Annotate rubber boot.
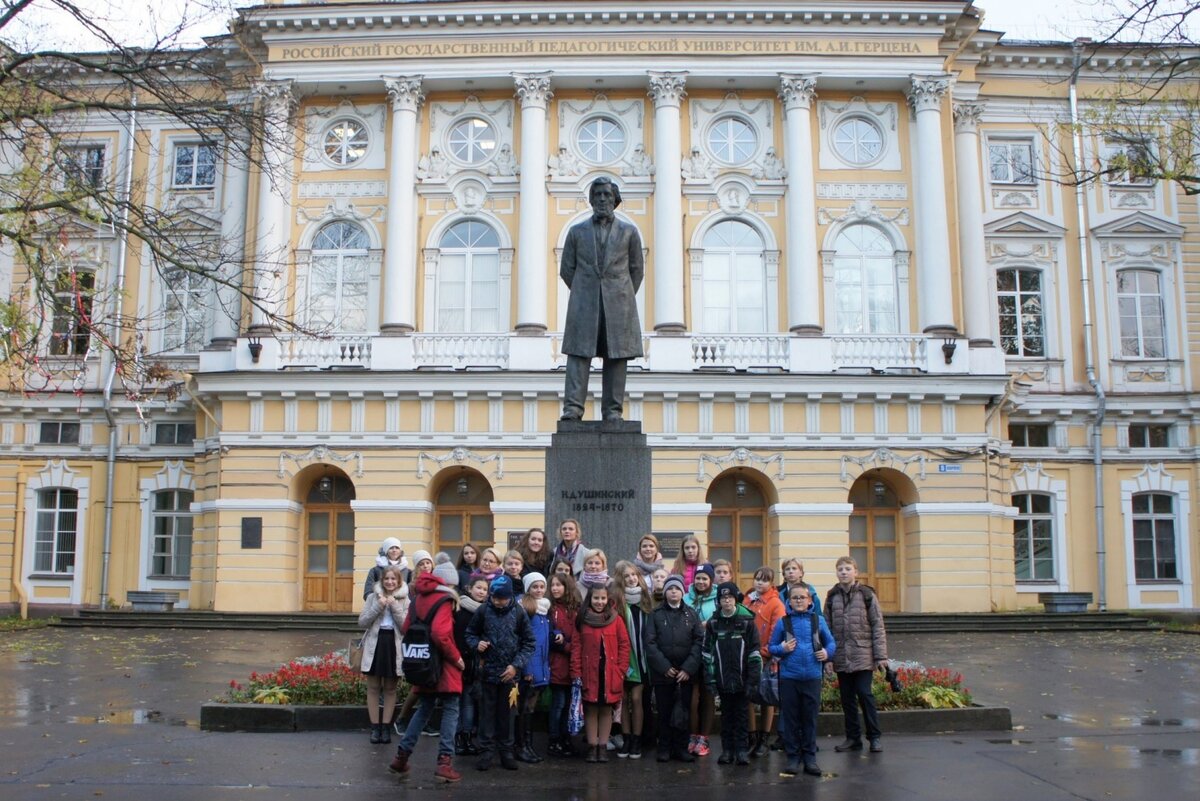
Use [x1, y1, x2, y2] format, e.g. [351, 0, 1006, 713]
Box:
[523, 726, 543, 763]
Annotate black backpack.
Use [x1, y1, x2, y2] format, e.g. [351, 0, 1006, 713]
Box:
[782, 612, 823, 657]
[401, 596, 454, 687]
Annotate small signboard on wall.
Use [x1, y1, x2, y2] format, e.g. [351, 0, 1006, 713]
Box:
[241, 517, 263, 549]
[655, 532, 692, 560]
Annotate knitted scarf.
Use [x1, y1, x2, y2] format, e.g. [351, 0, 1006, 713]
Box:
[624, 586, 643, 607]
[579, 569, 609, 590]
[633, 556, 663, 576]
[581, 605, 617, 627]
[459, 595, 482, 614]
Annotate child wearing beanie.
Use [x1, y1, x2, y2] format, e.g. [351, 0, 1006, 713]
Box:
[364, 537, 409, 600]
[704, 582, 762, 766]
[644, 574, 704, 763]
[515, 572, 552, 763]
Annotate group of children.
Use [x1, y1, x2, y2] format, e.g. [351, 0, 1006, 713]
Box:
[357, 526, 889, 783]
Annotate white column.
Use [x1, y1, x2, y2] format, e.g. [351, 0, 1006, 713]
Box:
[513, 72, 553, 334]
[953, 101, 994, 346]
[779, 74, 821, 334]
[648, 71, 687, 334]
[381, 75, 424, 334]
[908, 75, 958, 335]
[248, 79, 295, 333]
[211, 116, 250, 347]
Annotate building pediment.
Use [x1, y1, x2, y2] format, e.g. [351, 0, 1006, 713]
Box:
[983, 212, 1066, 238]
[1090, 212, 1185, 240]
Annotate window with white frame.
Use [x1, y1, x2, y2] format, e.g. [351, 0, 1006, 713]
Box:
[997, 268, 1046, 357]
[39, 422, 80, 444]
[151, 489, 193, 577]
[707, 116, 757, 165]
[700, 220, 766, 332]
[307, 221, 370, 332]
[60, 144, 105, 189]
[576, 116, 625, 164]
[1129, 423, 1171, 448]
[436, 220, 500, 332]
[1132, 492, 1177, 581]
[162, 267, 207, 352]
[447, 117, 497, 166]
[154, 422, 196, 445]
[1116, 269, 1166, 358]
[1012, 492, 1055, 581]
[1009, 423, 1051, 447]
[988, 139, 1036, 185]
[34, 488, 78, 574]
[1102, 138, 1156, 186]
[832, 224, 897, 334]
[48, 268, 95, 357]
[832, 116, 884, 166]
[323, 119, 369, 167]
[172, 142, 217, 188]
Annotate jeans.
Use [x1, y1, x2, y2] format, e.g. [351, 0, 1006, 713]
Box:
[718, 691, 748, 754]
[478, 681, 517, 755]
[400, 692, 460, 758]
[550, 684, 571, 739]
[837, 669, 882, 742]
[779, 678, 821, 763]
[457, 680, 480, 734]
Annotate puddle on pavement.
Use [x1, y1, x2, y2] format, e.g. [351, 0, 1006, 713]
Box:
[1058, 739, 1200, 766]
[65, 709, 170, 725]
[987, 739, 1035, 745]
[1136, 717, 1197, 727]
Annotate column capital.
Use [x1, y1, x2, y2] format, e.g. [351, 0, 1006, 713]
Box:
[383, 75, 425, 113]
[907, 74, 952, 113]
[251, 78, 297, 118]
[513, 72, 554, 108]
[648, 71, 688, 108]
[952, 101, 985, 134]
[778, 73, 818, 111]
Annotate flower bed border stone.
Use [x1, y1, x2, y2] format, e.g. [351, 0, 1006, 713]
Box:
[200, 702, 1011, 734]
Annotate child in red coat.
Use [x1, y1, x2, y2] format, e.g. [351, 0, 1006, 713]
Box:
[548, 573, 580, 757]
[570, 583, 631, 763]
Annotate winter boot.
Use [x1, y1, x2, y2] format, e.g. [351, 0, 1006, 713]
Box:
[370, 723, 384, 744]
[750, 731, 768, 758]
[628, 734, 643, 760]
[475, 750, 493, 772]
[525, 728, 544, 763]
[834, 738, 863, 752]
[455, 732, 468, 756]
[464, 733, 482, 756]
[389, 747, 411, 775]
[499, 749, 520, 770]
[434, 754, 462, 783]
[379, 721, 391, 744]
[616, 733, 631, 758]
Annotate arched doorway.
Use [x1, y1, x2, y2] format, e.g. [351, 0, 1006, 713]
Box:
[302, 472, 356, 611]
[434, 471, 495, 556]
[706, 472, 768, 587]
[847, 472, 902, 612]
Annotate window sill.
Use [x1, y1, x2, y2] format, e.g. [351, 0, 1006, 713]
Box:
[28, 573, 74, 580]
[147, 575, 190, 582]
[1135, 579, 1182, 586]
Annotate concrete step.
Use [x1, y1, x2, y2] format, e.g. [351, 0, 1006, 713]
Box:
[55, 609, 1157, 633]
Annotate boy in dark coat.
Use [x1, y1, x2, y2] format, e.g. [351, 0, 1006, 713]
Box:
[464, 575, 536, 771]
[644, 574, 704, 763]
[704, 582, 762, 766]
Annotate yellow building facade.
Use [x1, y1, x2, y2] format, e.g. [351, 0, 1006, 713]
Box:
[1, 1, 1196, 615]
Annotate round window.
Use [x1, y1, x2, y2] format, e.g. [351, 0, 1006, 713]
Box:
[707, 116, 757, 165]
[323, 119, 369, 166]
[832, 117, 884, 166]
[447, 117, 497, 165]
[576, 116, 626, 164]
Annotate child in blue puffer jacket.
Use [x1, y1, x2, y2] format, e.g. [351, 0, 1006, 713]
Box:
[516, 572, 552, 763]
[768, 584, 835, 779]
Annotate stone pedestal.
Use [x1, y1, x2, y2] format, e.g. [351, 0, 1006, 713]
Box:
[544, 420, 652, 562]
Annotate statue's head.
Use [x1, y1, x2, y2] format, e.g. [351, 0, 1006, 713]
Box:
[588, 176, 622, 209]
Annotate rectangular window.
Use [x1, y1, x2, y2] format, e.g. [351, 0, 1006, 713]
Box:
[151, 489, 194, 577]
[997, 268, 1046, 357]
[1132, 493, 1177, 581]
[1013, 492, 1055, 581]
[172, 143, 217, 188]
[61, 144, 105, 189]
[39, 421, 80, 444]
[34, 488, 78, 574]
[988, 140, 1036, 185]
[1103, 139, 1155, 186]
[162, 268, 208, 352]
[1117, 269, 1166, 358]
[1128, 423, 1170, 448]
[49, 269, 96, 357]
[154, 422, 197, 445]
[1009, 423, 1051, 447]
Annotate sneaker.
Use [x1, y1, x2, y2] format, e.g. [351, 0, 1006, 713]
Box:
[694, 736, 710, 757]
[735, 751, 750, 766]
[803, 762, 823, 776]
[869, 739, 883, 753]
[628, 735, 643, 760]
[434, 755, 462, 783]
[389, 748, 411, 775]
[423, 720, 440, 737]
[781, 758, 800, 777]
[607, 734, 623, 751]
[687, 734, 699, 754]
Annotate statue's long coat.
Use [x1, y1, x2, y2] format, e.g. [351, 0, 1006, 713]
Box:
[559, 217, 644, 359]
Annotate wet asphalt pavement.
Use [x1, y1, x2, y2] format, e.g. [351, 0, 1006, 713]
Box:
[0, 626, 1196, 800]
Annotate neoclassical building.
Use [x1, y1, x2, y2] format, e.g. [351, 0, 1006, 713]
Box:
[1, 0, 1196, 615]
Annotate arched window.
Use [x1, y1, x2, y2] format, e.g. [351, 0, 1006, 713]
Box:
[308, 221, 370, 332]
[701, 220, 766, 332]
[435, 473, 494, 556]
[1012, 492, 1054, 581]
[1132, 492, 1177, 581]
[437, 220, 501, 332]
[833, 224, 897, 334]
[35, 488, 78, 574]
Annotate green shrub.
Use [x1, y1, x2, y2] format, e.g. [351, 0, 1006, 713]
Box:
[819, 664, 971, 712]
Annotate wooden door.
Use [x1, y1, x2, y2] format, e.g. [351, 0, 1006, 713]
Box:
[848, 510, 900, 611]
[707, 475, 767, 588]
[304, 506, 355, 611]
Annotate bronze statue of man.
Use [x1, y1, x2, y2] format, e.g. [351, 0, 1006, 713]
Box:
[559, 177, 644, 422]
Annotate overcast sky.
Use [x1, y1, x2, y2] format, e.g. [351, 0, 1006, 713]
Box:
[3, 1, 1193, 51]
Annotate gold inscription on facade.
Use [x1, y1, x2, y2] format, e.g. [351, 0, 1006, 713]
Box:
[273, 37, 930, 62]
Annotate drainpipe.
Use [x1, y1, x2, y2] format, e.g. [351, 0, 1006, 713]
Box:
[1071, 41, 1107, 611]
[13, 474, 28, 618]
[99, 96, 137, 609]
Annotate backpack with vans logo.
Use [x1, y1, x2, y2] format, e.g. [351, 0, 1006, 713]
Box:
[401, 596, 454, 687]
